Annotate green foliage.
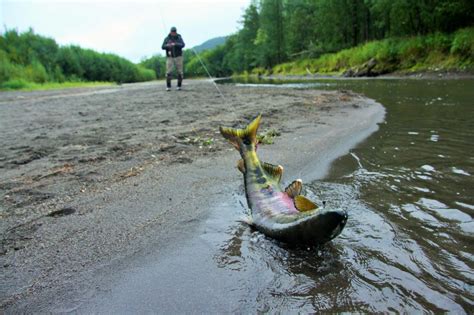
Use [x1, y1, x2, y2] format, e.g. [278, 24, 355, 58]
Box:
[0, 28, 156, 86]
[235, 4, 260, 71]
[257, 129, 280, 145]
[0, 49, 13, 82]
[0, 80, 114, 91]
[139, 54, 166, 78]
[2, 0, 473, 87]
[181, 0, 474, 77]
[136, 66, 156, 81]
[257, 0, 286, 68]
[0, 79, 32, 90]
[182, 45, 233, 78]
[451, 28, 474, 58]
[269, 28, 474, 75]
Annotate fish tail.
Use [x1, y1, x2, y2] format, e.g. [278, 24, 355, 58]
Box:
[220, 114, 261, 151]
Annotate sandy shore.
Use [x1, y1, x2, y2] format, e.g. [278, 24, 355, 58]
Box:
[0, 79, 384, 312]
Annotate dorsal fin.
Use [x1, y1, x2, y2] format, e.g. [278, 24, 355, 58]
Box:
[262, 162, 283, 182]
[294, 195, 318, 212]
[237, 159, 246, 174]
[285, 179, 302, 198]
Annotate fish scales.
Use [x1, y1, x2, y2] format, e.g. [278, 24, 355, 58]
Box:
[220, 114, 348, 245]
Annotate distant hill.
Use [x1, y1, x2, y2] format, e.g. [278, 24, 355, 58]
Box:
[192, 36, 228, 52]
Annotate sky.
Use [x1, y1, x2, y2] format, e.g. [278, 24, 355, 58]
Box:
[0, 0, 251, 62]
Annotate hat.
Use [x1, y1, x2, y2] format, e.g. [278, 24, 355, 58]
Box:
[170, 26, 177, 32]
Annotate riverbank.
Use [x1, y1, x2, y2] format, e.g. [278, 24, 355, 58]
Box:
[1, 79, 384, 312]
[244, 27, 474, 79]
[246, 62, 474, 80]
[0, 80, 116, 91]
[230, 68, 474, 84]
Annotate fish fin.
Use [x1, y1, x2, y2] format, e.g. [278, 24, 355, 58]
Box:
[285, 179, 302, 198]
[219, 114, 262, 151]
[294, 195, 318, 212]
[237, 159, 246, 174]
[262, 162, 283, 182]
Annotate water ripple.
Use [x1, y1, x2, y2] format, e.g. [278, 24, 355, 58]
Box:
[215, 78, 474, 313]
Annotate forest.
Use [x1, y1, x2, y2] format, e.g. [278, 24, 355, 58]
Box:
[178, 0, 474, 77]
[1, 0, 473, 89]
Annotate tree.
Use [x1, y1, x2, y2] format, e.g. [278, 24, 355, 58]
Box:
[257, 0, 286, 68]
[285, 0, 318, 58]
[139, 54, 166, 78]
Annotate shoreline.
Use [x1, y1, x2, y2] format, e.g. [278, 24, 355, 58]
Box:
[1, 68, 472, 94]
[227, 69, 474, 82]
[1, 79, 385, 312]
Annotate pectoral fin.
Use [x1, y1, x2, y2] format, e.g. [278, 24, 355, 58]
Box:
[262, 162, 283, 182]
[285, 179, 302, 198]
[294, 195, 318, 212]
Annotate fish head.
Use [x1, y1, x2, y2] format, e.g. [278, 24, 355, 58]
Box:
[265, 209, 349, 246]
[326, 210, 348, 240]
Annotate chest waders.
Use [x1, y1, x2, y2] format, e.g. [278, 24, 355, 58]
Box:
[166, 58, 182, 89]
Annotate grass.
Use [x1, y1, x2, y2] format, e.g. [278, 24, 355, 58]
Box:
[268, 27, 474, 76]
[0, 79, 115, 91]
[257, 129, 281, 145]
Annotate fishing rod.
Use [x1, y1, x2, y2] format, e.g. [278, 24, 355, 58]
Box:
[159, 11, 227, 101]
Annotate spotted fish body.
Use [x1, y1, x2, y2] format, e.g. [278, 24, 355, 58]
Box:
[220, 115, 348, 245]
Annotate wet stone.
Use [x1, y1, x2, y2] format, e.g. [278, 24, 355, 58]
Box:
[47, 207, 76, 218]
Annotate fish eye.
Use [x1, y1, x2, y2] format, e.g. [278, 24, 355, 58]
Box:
[243, 138, 251, 145]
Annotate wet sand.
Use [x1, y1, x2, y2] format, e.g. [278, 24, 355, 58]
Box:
[1, 79, 384, 312]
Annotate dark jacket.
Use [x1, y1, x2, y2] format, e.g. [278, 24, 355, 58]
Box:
[162, 34, 185, 57]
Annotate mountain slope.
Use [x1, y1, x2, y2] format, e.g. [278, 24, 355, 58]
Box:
[192, 36, 227, 52]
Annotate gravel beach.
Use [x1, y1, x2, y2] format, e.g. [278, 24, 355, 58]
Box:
[1, 79, 384, 312]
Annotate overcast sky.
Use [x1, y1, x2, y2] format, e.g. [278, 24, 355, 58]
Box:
[1, 0, 251, 62]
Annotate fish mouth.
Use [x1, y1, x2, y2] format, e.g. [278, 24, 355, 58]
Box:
[256, 209, 348, 246]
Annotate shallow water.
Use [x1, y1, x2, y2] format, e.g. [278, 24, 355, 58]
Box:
[76, 78, 473, 313]
[216, 78, 474, 312]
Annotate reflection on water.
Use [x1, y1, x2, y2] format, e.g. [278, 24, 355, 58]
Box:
[215, 78, 473, 312]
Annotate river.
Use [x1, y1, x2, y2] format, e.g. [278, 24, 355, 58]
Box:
[218, 77, 473, 312]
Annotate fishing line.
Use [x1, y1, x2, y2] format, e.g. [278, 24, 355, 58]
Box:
[159, 10, 237, 120]
[159, 10, 168, 37]
[191, 47, 227, 101]
[158, 19, 229, 101]
[189, 48, 239, 122]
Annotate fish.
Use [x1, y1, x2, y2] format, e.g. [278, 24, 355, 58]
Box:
[220, 114, 348, 245]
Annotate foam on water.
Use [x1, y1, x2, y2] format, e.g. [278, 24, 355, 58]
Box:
[452, 167, 470, 176]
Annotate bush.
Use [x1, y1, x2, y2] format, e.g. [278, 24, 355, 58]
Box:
[268, 27, 474, 75]
[26, 61, 49, 83]
[1, 29, 156, 85]
[0, 49, 13, 82]
[451, 28, 474, 58]
[136, 66, 156, 82]
[139, 55, 166, 78]
[0, 79, 31, 90]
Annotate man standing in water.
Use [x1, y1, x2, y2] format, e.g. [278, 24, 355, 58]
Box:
[162, 26, 185, 91]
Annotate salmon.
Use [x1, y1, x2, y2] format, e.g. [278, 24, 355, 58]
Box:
[220, 114, 348, 245]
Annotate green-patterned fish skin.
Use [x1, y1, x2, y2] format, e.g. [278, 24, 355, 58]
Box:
[220, 115, 348, 246]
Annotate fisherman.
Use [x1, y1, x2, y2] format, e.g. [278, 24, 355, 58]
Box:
[162, 26, 185, 91]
